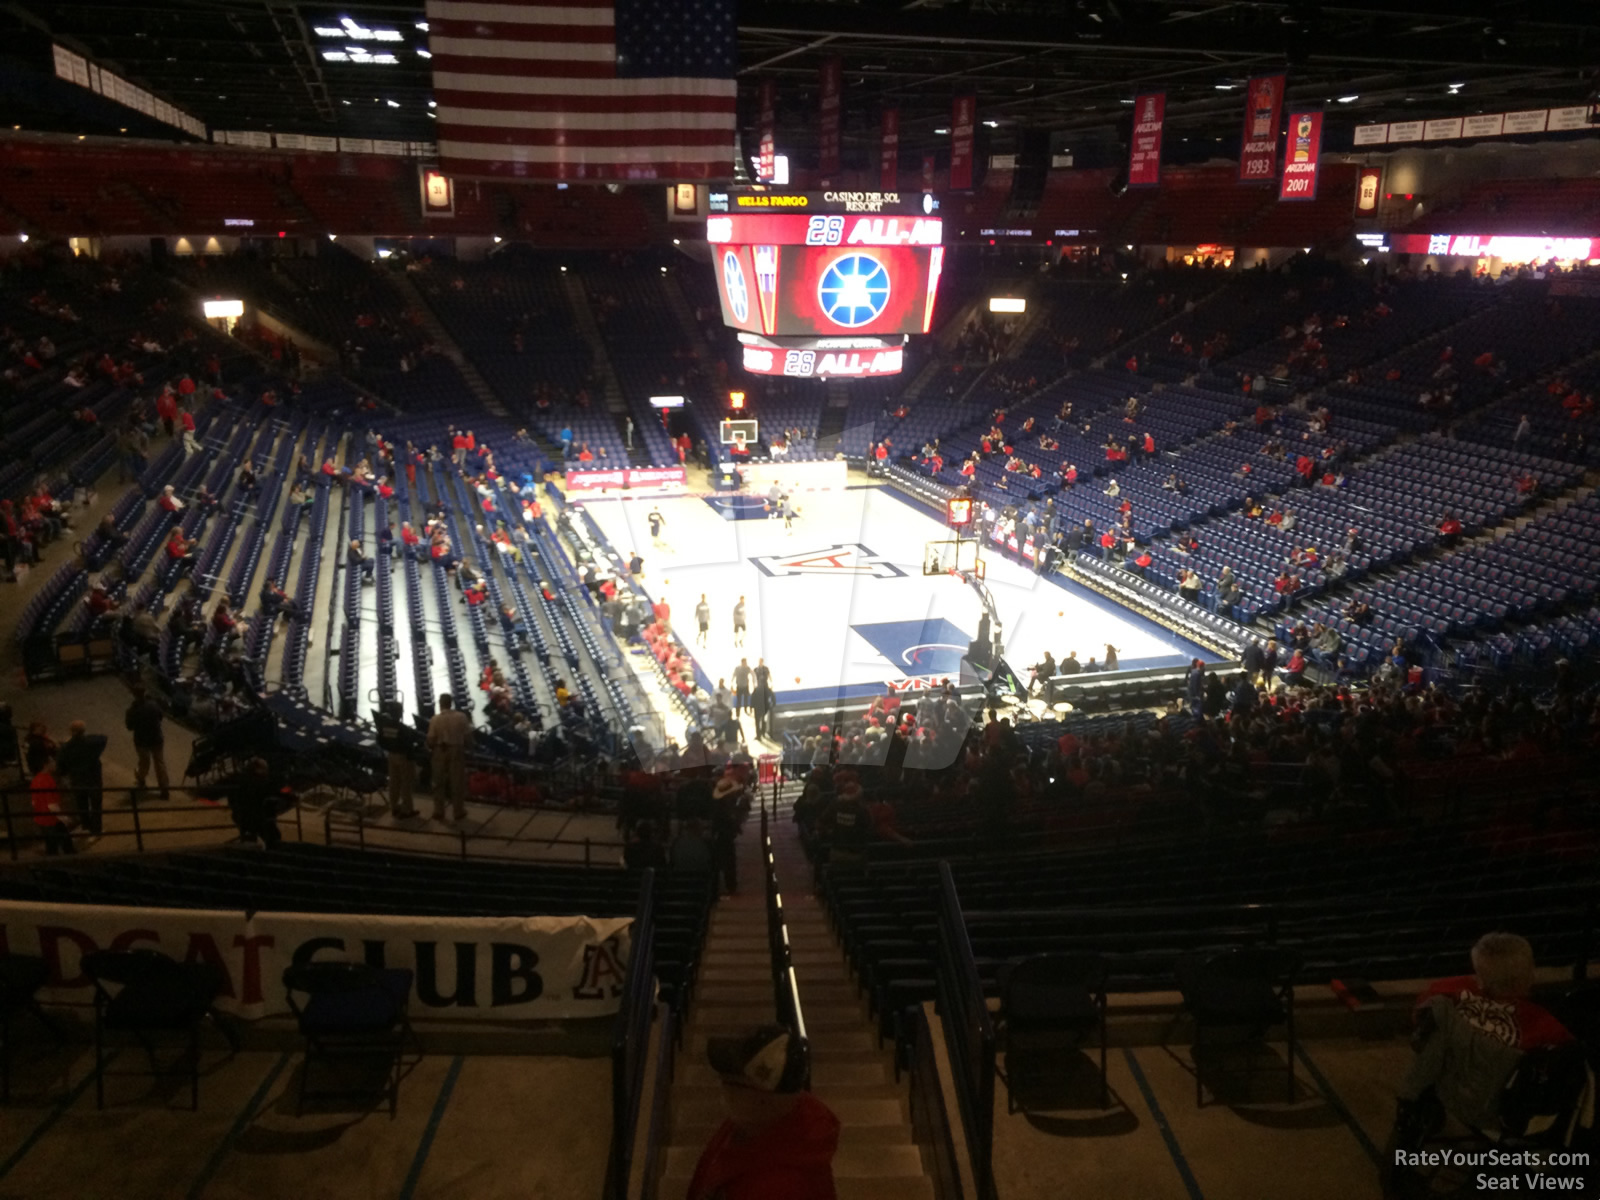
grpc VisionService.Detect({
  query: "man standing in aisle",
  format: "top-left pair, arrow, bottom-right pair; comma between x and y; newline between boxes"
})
695,594 -> 711,648
55,720 -> 106,837
751,674 -> 775,741
376,701 -> 420,818
732,595 -> 747,648
124,685 -> 170,801
733,658 -> 753,718
426,693 -> 473,823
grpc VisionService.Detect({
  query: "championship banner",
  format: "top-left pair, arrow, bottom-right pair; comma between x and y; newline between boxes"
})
1238,74 -> 1284,184
1280,111 -> 1323,201
922,154 -> 936,193
880,109 -> 900,190
1356,166 -> 1383,214
950,94 -> 976,191
818,57 -> 842,177
1128,92 -> 1165,188
0,901 -> 633,1021
758,79 -> 776,183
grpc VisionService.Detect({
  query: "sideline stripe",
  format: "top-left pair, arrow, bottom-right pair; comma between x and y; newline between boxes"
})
398,1055 -> 465,1200
185,1051 -> 293,1200
0,1052 -> 117,1182
1123,1049 -> 1205,1200
1296,1045 -> 1383,1165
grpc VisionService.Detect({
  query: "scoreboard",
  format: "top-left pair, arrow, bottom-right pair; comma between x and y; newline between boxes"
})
706,190 -> 944,376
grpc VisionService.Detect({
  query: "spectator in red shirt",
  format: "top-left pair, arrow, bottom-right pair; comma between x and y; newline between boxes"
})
1438,514 -> 1463,545
211,599 -> 239,641
158,485 -> 184,513
166,529 -> 196,566
155,389 -> 178,436
31,754 -> 74,856
687,1026 -> 838,1200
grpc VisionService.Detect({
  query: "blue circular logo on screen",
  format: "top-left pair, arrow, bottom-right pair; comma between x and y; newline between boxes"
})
817,253 -> 891,328
723,251 -> 749,323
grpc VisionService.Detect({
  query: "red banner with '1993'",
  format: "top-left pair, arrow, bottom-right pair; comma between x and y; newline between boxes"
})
1238,74 -> 1284,183
1280,110 -> 1323,202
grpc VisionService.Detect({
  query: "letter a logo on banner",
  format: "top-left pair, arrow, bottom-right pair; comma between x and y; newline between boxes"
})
950,94 -> 976,191
758,79 -> 776,183
881,108 -> 900,191
1280,110 -> 1324,202
818,57 -> 842,177
1128,92 -> 1165,188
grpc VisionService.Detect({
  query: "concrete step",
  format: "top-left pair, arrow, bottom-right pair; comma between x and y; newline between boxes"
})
695,984 -> 774,1007
786,982 -> 862,1008
671,1094 -> 908,1141
697,966 -> 774,986
663,1169 -> 933,1200
663,1141 -> 926,1184
679,1060 -> 890,1090
687,1004 -> 774,1030
669,1120 -> 914,1152
685,1027 -> 878,1059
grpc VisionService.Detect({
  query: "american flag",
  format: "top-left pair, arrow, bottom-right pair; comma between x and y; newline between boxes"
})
425,0 -> 738,181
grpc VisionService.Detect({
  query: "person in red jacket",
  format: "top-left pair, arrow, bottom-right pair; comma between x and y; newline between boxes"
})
155,388 -> 178,436
31,753 -> 75,856
1438,514 -> 1463,545
687,1026 -> 838,1200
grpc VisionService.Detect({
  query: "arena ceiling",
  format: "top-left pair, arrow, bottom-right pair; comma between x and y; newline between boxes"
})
4,0 -> 1598,167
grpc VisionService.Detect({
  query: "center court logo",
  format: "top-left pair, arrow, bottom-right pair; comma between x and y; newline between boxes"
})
748,543 -> 906,579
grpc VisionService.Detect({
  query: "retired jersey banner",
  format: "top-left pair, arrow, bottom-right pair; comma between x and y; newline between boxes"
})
1280,110 -> 1324,201
1238,74 -> 1285,183
880,108 -> 900,190
922,153 -> 936,193
1356,166 -> 1383,213
1128,92 -> 1165,188
758,79 -> 776,183
950,94 -> 976,190
818,57 -> 842,177
0,901 -> 633,1021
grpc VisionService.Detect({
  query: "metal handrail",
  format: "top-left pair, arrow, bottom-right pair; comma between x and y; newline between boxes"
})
936,860 -> 995,1200
0,784 -> 303,857
760,791 -> 810,1088
605,868 -> 656,1200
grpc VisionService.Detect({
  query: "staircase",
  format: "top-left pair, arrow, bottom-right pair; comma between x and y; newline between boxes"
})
660,273 -> 710,361
661,814 -> 933,1200
560,272 -> 628,414
815,383 -> 851,457
384,271 -> 510,418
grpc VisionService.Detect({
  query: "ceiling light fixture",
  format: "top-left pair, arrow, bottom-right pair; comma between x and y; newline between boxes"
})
1337,95 -> 1359,103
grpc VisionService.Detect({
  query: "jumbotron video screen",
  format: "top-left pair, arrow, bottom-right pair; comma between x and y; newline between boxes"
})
706,189 -> 944,379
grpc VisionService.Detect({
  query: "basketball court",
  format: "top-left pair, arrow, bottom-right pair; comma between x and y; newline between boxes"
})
580,481 -> 1211,706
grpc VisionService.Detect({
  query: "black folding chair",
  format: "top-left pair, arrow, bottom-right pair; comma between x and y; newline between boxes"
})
0,954 -> 61,1103
1174,946 -> 1300,1106
83,948 -> 239,1110
283,962 -> 418,1117
998,952 -> 1109,1111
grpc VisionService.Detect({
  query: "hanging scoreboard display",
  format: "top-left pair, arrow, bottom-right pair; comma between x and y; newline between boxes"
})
706,190 -> 945,377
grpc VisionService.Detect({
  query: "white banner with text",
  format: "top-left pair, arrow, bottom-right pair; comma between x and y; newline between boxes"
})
0,901 -> 632,1021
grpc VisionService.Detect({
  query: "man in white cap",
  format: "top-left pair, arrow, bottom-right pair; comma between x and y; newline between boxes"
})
687,1024 -> 839,1200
